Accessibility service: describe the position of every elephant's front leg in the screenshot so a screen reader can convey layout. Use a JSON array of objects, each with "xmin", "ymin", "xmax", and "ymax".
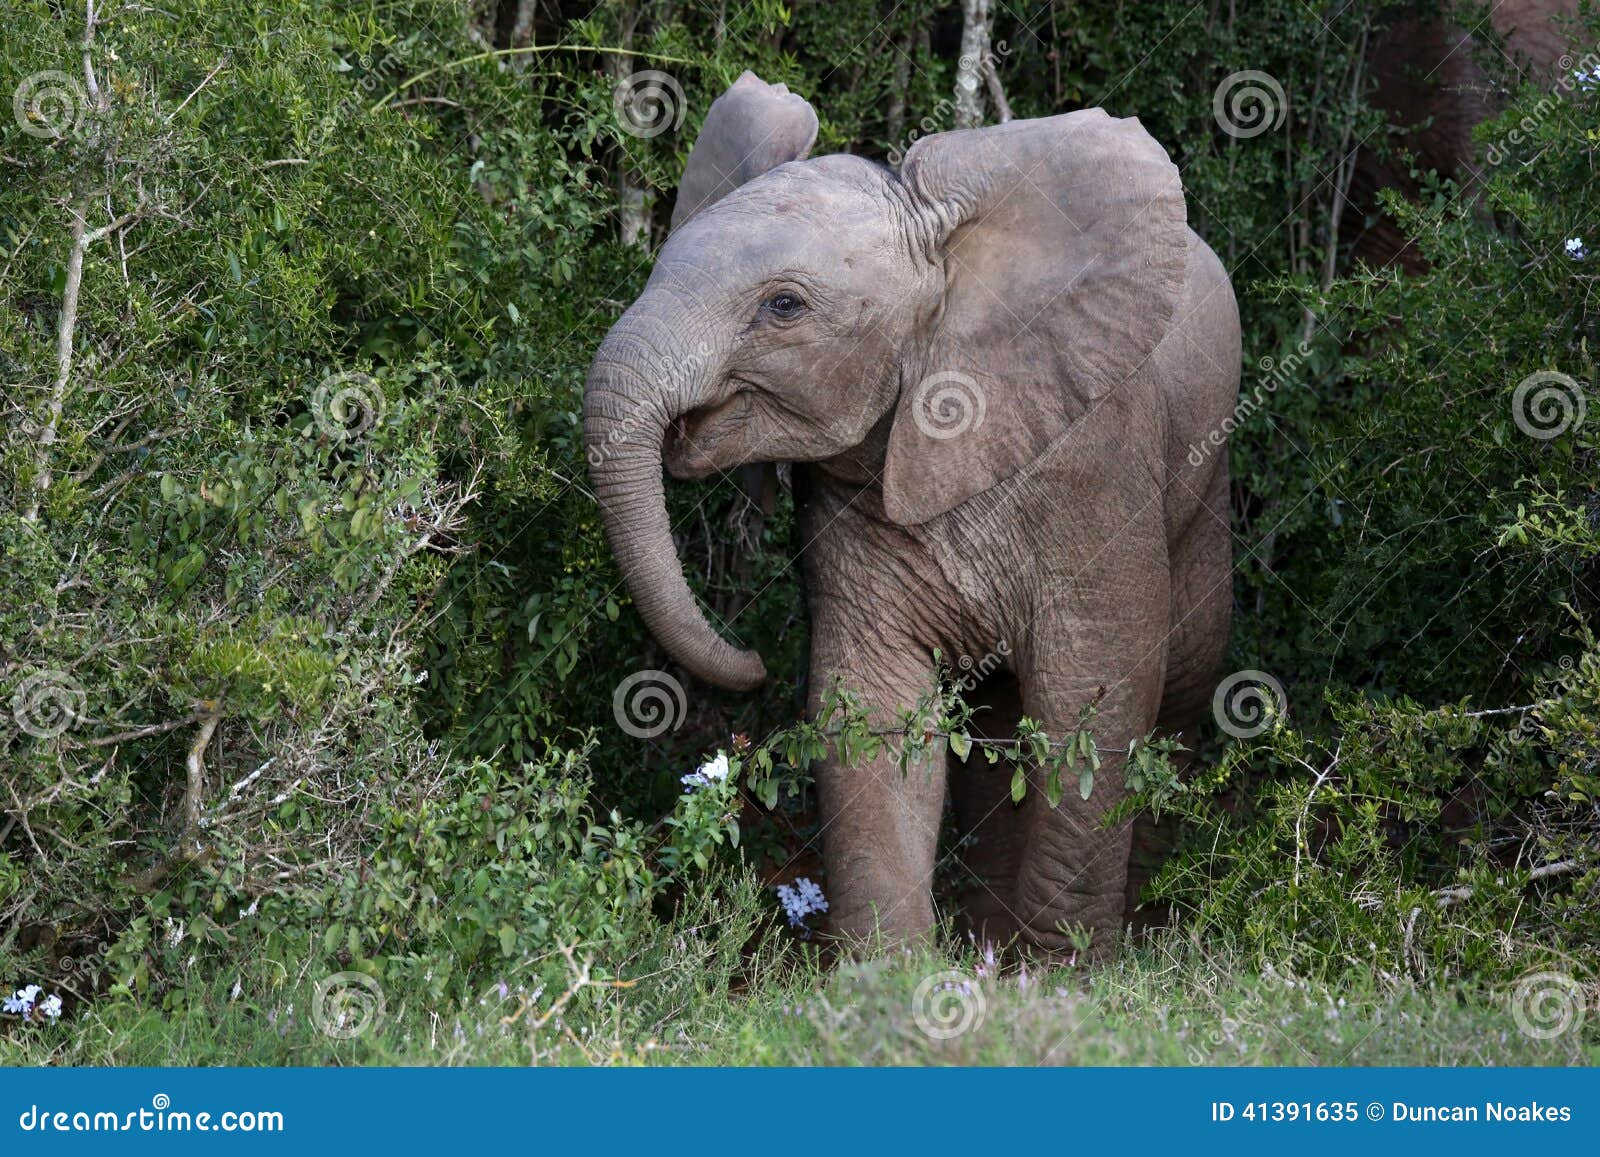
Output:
[{"xmin": 808, "ymin": 629, "xmax": 948, "ymax": 947}]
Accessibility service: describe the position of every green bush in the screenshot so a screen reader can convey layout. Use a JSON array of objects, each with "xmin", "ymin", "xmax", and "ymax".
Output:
[
  {"xmin": 1147, "ymin": 37, "xmax": 1600, "ymax": 980},
  {"xmin": 1, "ymin": 0, "xmax": 1595, "ymax": 1049}
]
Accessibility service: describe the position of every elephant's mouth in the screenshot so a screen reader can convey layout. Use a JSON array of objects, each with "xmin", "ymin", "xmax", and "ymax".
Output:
[{"xmin": 664, "ymin": 392, "xmax": 751, "ymax": 478}]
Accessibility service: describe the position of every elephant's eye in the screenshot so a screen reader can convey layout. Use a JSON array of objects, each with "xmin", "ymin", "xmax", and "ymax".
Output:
[{"xmin": 761, "ymin": 291, "xmax": 806, "ymax": 320}]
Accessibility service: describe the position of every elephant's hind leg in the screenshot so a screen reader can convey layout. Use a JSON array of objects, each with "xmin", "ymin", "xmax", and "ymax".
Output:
[{"xmin": 1157, "ymin": 458, "xmax": 1232, "ymax": 736}]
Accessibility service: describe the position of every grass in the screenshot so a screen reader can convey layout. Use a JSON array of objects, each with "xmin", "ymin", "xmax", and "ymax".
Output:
[{"xmin": 4, "ymin": 928, "xmax": 1594, "ymax": 1067}]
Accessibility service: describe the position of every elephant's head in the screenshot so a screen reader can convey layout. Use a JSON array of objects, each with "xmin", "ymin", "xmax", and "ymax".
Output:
[{"xmin": 584, "ymin": 72, "xmax": 1188, "ymax": 691}]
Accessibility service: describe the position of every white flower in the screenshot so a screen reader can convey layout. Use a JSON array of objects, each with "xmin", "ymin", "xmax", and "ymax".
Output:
[
  {"xmin": 1566, "ymin": 237, "xmax": 1589, "ymax": 260},
  {"xmin": 680, "ymin": 751, "xmax": 731, "ymax": 791},
  {"xmin": 18, "ymin": 984, "xmax": 42, "ymax": 1004},
  {"xmin": 37, "ymin": 994, "xmax": 62, "ymax": 1022},
  {"xmin": 2, "ymin": 992, "xmax": 29, "ymax": 1015}
]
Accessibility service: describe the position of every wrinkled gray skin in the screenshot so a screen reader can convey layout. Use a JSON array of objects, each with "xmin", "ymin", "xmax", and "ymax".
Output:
[
  {"xmin": 1357, "ymin": 0, "xmax": 1579, "ymax": 267},
  {"xmin": 584, "ymin": 73, "xmax": 1240, "ymax": 954}
]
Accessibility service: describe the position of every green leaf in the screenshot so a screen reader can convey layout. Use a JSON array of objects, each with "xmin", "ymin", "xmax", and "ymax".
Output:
[
  {"xmin": 949, "ymin": 731, "xmax": 971, "ymax": 759},
  {"xmin": 499, "ymin": 925, "xmax": 517, "ymax": 956},
  {"xmin": 1079, "ymin": 766, "xmax": 1095, "ymax": 801},
  {"xmin": 1010, "ymin": 765, "xmax": 1027, "ymax": 803}
]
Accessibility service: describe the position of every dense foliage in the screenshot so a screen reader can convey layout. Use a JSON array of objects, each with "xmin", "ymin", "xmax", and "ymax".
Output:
[{"xmin": 2, "ymin": 0, "xmax": 1595, "ymax": 1048}]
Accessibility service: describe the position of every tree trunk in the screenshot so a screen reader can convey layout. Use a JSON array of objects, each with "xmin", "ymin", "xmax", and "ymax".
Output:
[{"xmin": 955, "ymin": 0, "xmax": 991, "ymax": 129}]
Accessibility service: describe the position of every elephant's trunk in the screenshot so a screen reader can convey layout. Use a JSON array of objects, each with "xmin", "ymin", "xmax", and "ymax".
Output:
[{"xmin": 583, "ymin": 330, "xmax": 767, "ymax": 692}]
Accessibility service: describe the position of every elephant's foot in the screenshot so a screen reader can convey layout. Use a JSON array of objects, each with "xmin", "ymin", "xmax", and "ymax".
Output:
[{"xmin": 823, "ymin": 891, "xmax": 938, "ymax": 955}]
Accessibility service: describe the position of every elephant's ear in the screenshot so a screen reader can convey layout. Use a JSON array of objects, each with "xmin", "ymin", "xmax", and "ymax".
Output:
[
  {"xmin": 882, "ymin": 109, "xmax": 1188, "ymax": 526},
  {"xmin": 669, "ymin": 71, "xmax": 819, "ymax": 230}
]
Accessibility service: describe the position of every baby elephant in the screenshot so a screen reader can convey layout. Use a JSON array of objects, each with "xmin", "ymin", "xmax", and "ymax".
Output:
[{"xmin": 584, "ymin": 73, "xmax": 1240, "ymax": 953}]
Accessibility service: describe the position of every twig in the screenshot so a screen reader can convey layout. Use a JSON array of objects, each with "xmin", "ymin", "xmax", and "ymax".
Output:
[
  {"xmin": 167, "ymin": 56, "xmax": 228, "ymax": 121},
  {"xmin": 183, "ymin": 716, "xmax": 220, "ymax": 843},
  {"xmin": 371, "ymin": 44, "xmax": 693, "ymax": 113},
  {"xmin": 982, "ymin": 57, "xmax": 1012, "ymax": 124},
  {"xmin": 1433, "ymin": 858, "xmax": 1586, "ymax": 908},
  {"xmin": 82, "ymin": 713, "xmax": 205, "ymax": 747}
]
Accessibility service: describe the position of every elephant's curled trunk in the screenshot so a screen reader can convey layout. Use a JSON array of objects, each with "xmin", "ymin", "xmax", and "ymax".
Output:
[{"xmin": 583, "ymin": 352, "xmax": 767, "ymax": 693}]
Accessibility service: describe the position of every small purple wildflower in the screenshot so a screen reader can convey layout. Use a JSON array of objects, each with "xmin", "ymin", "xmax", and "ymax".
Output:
[
  {"xmin": 776, "ymin": 876, "xmax": 829, "ymax": 931},
  {"xmin": 3, "ymin": 984, "xmax": 61, "ymax": 1023}
]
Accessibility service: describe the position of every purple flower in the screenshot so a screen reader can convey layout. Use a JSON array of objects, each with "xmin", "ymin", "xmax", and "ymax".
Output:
[
  {"xmin": 3, "ymin": 984, "xmax": 62, "ymax": 1023},
  {"xmin": 776, "ymin": 877, "xmax": 829, "ymax": 928}
]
